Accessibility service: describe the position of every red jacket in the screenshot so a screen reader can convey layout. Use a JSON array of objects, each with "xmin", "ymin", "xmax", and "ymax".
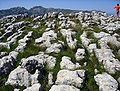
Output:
[{"xmin": 115, "ymin": 6, "xmax": 120, "ymax": 12}]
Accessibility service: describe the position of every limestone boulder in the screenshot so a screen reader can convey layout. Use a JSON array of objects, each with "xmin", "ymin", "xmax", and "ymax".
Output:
[
  {"xmin": 49, "ymin": 85, "xmax": 80, "ymax": 91},
  {"xmin": 60, "ymin": 56, "xmax": 81, "ymax": 70},
  {"xmin": 94, "ymin": 73, "xmax": 118, "ymax": 91},
  {"xmin": 55, "ymin": 70, "xmax": 85, "ymax": 88}
]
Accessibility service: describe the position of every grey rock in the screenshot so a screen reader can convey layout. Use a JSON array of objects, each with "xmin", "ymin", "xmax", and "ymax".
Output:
[
  {"xmin": 21, "ymin": 57, "xmax": 43, "ymax": 73},
  {"xmin": 46, "ymin": 43, "xmax": 62, "ymax": 53},
  {"xmin": 80, "ymin": 31, "xmax": 91, "ymax": 48},
  {"xmin": 0, "ymin": 51, "xmax": 18, "ymax": 75},
  {"xmin": 94, "ymin": 73, "xmax": 118, "ymax": 91},
  {"xmin": 31, "ymin": 70, "xmax": 41, "ymax": 85},
  {"xmin": 35, "ymin": 30, "xmax": 57, "ymax": 47},
  {"xmin": 66, "ymin": 34, "xmax": 77, "ymax": 49},
  {"xmin": 15, "ymin": 31, "xmax": 32, "ymax": 52},
  {"xmin": 5, "ymin": 21, "xmax": 24, "ymax": 32},
  {"xmin": 95, "ymin": 48, "xmax": 120, "ymax": 74},
  {"xmin": 88, "ymin": 44, "xmax": 97, "ymax": 53},
  {"xmin": 6, "ymin": 66, "xmax": 31, "ymax": 87},
  {"xmin": 49, "ymin": 85, "xmax": 80, "ymax": 91},
  {"xmin": 48, "ymin": 72, "xmax": 54, "ymax": 86},
  {"xmin": 6, "ymin": 66, "xmax": 41, "ymax": 87},
  {"xmin": 60, "ymin": 28, "xmax": 77, "ymax": 49},
  {"xmin": 60, "ymin": 29, "xmax": 77, "ymax": 49},
  {"xmin": 46, "ymin": 56, "xmax": 56, "ymax": 69},
  {"xmin": 60, "ymin": 56, "xmax": 81, "ymax": 70},
  {"xmin": 55, "ymin": 70, "xmax": 85, "ymax": 88},
  {"xmin": 21, "ymin": 52, "xmax": 56, "ymax": 70},
  {"xmin": 75, "ymin": 48, "xmax": 85, "ymax": 61},
  {"xmin": 33, "ymin": 16, "xmax": 42, "ymax": 21},
  {"xmin": 94, "ymin": 32, "xmax": 110, "ymax": 39},
  {"xmin": 32, "ymin": 25, "xmax": 39, "ymax": 29},
  {"xmin": 0, "ymin": 52, "xmax": 8, "ymax": 58},
  {"xmin": 94, "ymin": 69, "xmax": 99, "ymax": 74},
  {"xmin": 60, "ymin": 29, "xmax": 76, "ymax": 38},
  {"xmin": 23, "ymin": 83, "xmax": 42, "ymax": 91},
  {"xmin": 14, "ymin": 89, "xmax": 20, "ymax": 91}
]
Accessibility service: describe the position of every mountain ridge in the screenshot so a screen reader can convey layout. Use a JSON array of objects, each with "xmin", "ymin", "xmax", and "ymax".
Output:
[{"xmin": 0, "ymin": 6, "xmax": 106, "ymax": 18}]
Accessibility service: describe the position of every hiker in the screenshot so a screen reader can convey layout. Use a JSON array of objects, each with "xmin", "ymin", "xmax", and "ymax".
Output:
[{"xmin": 114, "ymin": 4, "xmax": 120, "ymax": 17}]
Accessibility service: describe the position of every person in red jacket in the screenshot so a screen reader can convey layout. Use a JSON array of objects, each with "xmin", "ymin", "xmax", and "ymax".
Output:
[{"xmin": 114, "ymin": 4, "xmax": 120, "ymax": 17}]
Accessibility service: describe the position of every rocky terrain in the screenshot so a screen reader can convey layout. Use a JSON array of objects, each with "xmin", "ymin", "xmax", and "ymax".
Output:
[{"xmin": 0, "ymin": 11, "xmax": 120, "ymax": 91}]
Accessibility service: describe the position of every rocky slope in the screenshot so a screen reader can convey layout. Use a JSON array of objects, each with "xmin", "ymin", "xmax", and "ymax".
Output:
[{"xmin": 0, "ymin": 11, "xmax": 120, "ymax": 91}]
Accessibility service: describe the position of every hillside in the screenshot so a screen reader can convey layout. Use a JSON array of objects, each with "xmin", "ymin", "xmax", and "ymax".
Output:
[{"xmin": 0, "ymin": 11, "xmax": 120, "ymax": 91}]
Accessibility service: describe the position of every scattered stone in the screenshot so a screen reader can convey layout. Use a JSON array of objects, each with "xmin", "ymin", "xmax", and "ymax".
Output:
[
  {"xmin": 66, "ymin": 34, "xmax": 77, "ymax": 49},
  {"xmin": 60, "ymin": 28, "xmax": 77, "ymax": 49},
  {"xmin": 46, "ymin": 43, "xmax": 62, "ymax": 53},
  {"xmin": 15, "ymin": 31, "xmax": 32, "ymax": 52},
  {"xmin": 46, "ymin": 56, "xmax": 56, "ymax": 69},
  {"xmin": 93, "ymin": 32, "xmax": 110, "ymax": 39},
  {"xmin": 60, "ymin": 56, "xmax": 81, "ymax": 70},
  {"xmin": 88, "ymin": 44, "xmax": 97, "ymax": 53},
  {"xmin": 0, "ymin": 52, "xmax": 8, "ymax": 58},
  {"xmin": 80, "ymin": 31, "xmax": 91, "ymax": 48},
  {"xmin": 23, "ymin": 84, "xmax": 42, "ymax": 91},
  {"xmin": 14, "ymin": 89, "xmax": 20, "ymax": 91},
  {"xmin": 21, "ymin": 57, "xmax": 43, "ymax": 73},
  {"xmin": 94, "ymin": 69, "xmax": 99, "ymax": 74},
  {"xmin": 6, "ymin": 66, "xmax": 41, "ymax": 87},
  {"xmin": 60, "ymin": 29, "xmax": 76, "ymax": 38},
  {"xmin": 5, "ymin": 21, "xmax": 25, "ymax": 32},
  {"xmin": 94, "ymin": 32, "xmax": 120, "ymax": 48},
  {"xmin": 45, "ymin": 28, "xmax": 51, "ymax": 31},
  {"xmin": 94, "ymin": 73, "xmax": 118, "ymax": 91},
  {"xmin": 48, "ymin": 72, "xmax": 54, "ymax": 86},
  {"xmin": 0, "ymin": 51, "xmax": 18, "ymax": 75},
  {"xmin": 83, "ymin": 62, "xmax": 87, "ymax": 66},
  {"xmin": 55, "ymin": 70, "xmax": 85, "ymax": 88},
  {"xmin": 49, "ymin": 85, "xmax": 80, "ymax": 91},
  {"xmin": 95, "ymin": 48, "xmax": 120, "ymax": 74},
  {"xmin": 33, "ymin": 16, "xmax": 42, "ymax": 21},
  {"xmin": 32, "ymin": 25, "xmax": 39, "ymax": 29},
  {"xmin": 31, "ymin": 70, "xmax": 41, "ymax": 85},
  {"xmin": 35, "ymin": 30, "xmax": 57, "ymax": 47},
  {"xmin": 75, "ymin": 48, "xmax": 85, "ymax": 61},
  {"xmin": 6, "ymin": 66, "xmax": 31, "ymax": 87},
  {"xmin": 21, "ymin": 52, "xmax": 56, "ymax": 70}
]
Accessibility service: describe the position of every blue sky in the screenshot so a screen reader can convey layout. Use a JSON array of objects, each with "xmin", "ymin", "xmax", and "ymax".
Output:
[{"xmin": 0, "ymin": 0, "xmax": 119, "ymax": 14}]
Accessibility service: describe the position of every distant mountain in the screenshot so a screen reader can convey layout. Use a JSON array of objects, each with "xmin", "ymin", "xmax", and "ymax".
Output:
[
  {"xmin": 0, "ymin": 6, "xmax": 81, "ymax": 18},
  {"xmin": 29, "ymin": 6, "xmax": 47, "ymax": 16},
  {"xmin": 0, "ymin": 6, "xmax": 106, "ymax": 18},
  {"xmin": 29, "ymin": 6, "xmax": 79, "ymax": 16},
  {"xmin": 0, "ymin": 7, "xmax": 28, "ymax": 18}
]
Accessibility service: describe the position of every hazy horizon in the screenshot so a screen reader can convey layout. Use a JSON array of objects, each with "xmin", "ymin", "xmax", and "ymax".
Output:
[{"xmin": 0, "ymin": 0, "xmax": 119, "ymax": 15}]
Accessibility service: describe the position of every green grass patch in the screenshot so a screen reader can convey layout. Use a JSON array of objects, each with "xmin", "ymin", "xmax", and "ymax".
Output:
[
  {"xmin": 16, "ymin": 40, "xmax": 44, "ymax": 67},
  {"xmin": 81, "ymin": 49, "xmax": 105, "ymax": 91},
  {"xmin": 0, "ymin": 75, "xmax": 14, "ymax": 91},
  {"xmin": 0, "ymin": 47, "xmax": 10, "ymax": 53},
  {"xmin": 107, "ymin": 42, "xmax": 120, "ymax": 60}
]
